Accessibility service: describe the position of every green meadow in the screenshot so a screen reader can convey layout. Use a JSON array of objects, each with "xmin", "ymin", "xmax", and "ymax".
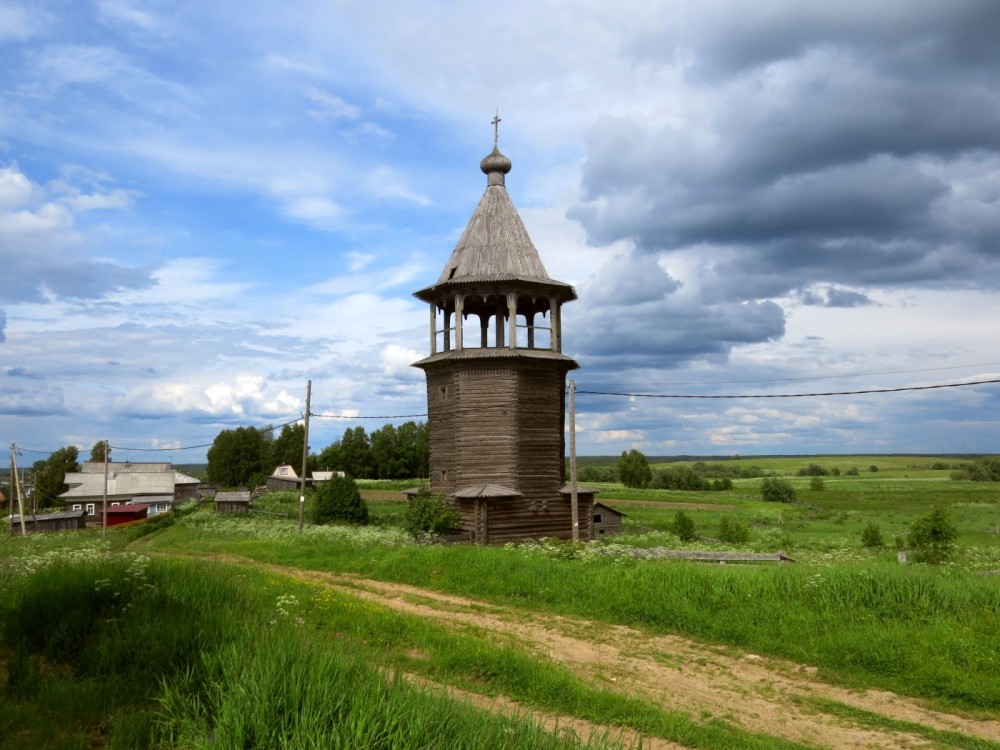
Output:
[{"xmin": 2, "ymin": 454, "xmax": 999, "ymax": 748}]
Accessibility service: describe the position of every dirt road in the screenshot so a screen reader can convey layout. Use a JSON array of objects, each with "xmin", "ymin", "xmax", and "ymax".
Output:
[{"xmin": 221, "ymin": 558, "xmax": 999, "ymax": 750}]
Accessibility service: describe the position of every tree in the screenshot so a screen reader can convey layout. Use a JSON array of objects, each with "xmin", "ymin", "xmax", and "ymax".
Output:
[
  {"xmin": 908, "ymin": 506, "xmax": 958, "ymax": 564},
  {"xmin": 311, "ymin": 475, "xmax": 368, "ymax": 525},
  {"xmin": 89, "ymin": 441, "xmax": 108, "ymax": 463},
  {"xmin": 402, "ymin": 486, "xmax": 459, "ymax": 539},
  {"xmin": 369, "ymin": 423, "xmax": 397, "ymax": 479},
  {"xmin": 761, "ymin": 477, "xmax": 796, "ymax": 503},
  {"xmin": 670, "ymin": 510, "xmax": 697, "ymax": 541},
  {"xmin": 271, "ymin": 424, "xmax": 305, "ymax": 470},
  {"xmin": 339, "ymin": 426, "xmax": 372, "ymax": 479},
  {"xmin": 207, "ymin": 426, "xmax": 272, "ymax": 487},
  {"xmin": 31, "ymin": 446, "xmax": 80, "ymax": 510},
  {"xmin": 617, "ymin": 449, "xmax": 652, "ymax": 489}
]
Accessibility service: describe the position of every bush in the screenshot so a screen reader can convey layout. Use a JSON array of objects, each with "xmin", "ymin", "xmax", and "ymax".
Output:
[
  {"xmin": 761, "ymin": 477, "xmax": 796, "ymax": 503},
  {"xmin": 670, "ymin": 510, "xmax": 696, "ymax": 541},
  {"xmin": 845, "ymin": 466, "xmax": 860, "ymax": 477},
  {"xmin": 908, "ymin": 506, "xmax": 958, "ymax": 564},
  {"xmin": 797, "ymin": 463, "xmax": 828, "ymax": 477},
  {"xmin": 402, "ymin": 487, "xmax": 460, "ymax": 539},
  {"xmin": 718, "ymin": 517, "xmax": 750, "ymax": 544},
  {"xmin": 860, "ymin": 522, "xmax": 884, "ymax": 548},
  {"xmin": 311, "ymin": 476, "xmax": 368, "ymax": 525},
  {"xmin": 809, "ymin": 476, "xmax": 825, "ymax": 492}
]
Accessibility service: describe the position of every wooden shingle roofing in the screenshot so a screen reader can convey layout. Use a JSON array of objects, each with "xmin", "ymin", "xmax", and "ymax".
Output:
[{"xmin": 414, "ymin": 147, "xmax": 576, "ymax": 303}]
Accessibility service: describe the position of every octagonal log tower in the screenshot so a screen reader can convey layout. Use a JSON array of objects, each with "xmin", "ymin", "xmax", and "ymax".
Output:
[{"xmin": 412, "ymin": 137, "xmax": 595, "ymax": 544}]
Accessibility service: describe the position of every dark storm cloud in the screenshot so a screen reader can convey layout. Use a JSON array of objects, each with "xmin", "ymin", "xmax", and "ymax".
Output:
[
  {"xmin": 571, "ymin": 1, "xmax": 1000, "ymax": 302},
  {"xmin": 800, "ymin": 287, "xmax": 875, "ymax": 308},
  {"xmin": 567, "ymin": 250, "xmax": 785, "ymax": 370}
]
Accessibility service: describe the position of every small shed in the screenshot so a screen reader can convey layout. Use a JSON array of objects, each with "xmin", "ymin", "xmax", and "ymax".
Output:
[
  {"xmin": 592, "ymin": 502, "xmax": 625, "ymax": 536},
  {"xmin": 105, "ymin": 504, "xmax": 150, "ymax": 527},
  {"xmin": 215, "ymin": 490, "xmax": 251, "ymax": 513},
  {"xmin": 8, "ymin": 510, "xmax": 87, "ymax": 534}
]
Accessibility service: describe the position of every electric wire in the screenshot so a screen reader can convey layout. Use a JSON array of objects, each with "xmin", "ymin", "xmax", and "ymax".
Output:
[
  {"xmin": 309, "ymin": 412, "xmax": 428, "ymax": 419},
  {"xmin": 574, "ymin": 377, "xmax": 1000, "ymax": 400},
  {"xmin": 586, "ymin": 361, "xmax": 1000, "ymax": 388}
]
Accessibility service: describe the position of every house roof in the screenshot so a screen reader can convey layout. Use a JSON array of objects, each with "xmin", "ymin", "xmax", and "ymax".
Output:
[
  {"xmin": 215, "ymin": 491, "xmax": 251, "ymax": 503},
  {"xmin": 106, "ymin": 504, "xmax": 149, "ymax": 515},
  {"xmin": 592, "ymin": 502, "xmax": 626, "ymax": 517},
  {"xmin": 559, "ymin": 485, "xmax": 601, "ymax": 496},
  {"xmin": 61, "ymin": 471, "xmax": 176, "ymax": 498},
  {"xmin": 414, "ymin": 146, "xmax": 576, "ymax": 304},
  {"xmin": 270, "ymin": 464, "xmax": 298, "ymax": 478},
  {"xmin": 9, "ymin": 510, "xmax": 86, "ymax": 523},
  {"xmin": 174, "ymin": 472, "xmax": 200, "ymax": 485},
  {"xmin": 81, "ymin": 461, "xmax": 172, "ymax": 474},
  {"xmin": 452, "ymin": 484, "xmax": 523, "ymax": 499}
]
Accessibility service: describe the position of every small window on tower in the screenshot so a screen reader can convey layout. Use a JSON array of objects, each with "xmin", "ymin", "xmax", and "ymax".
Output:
[
  {"xmin": 441, "ymin": 469, "xmax": 448, "ymax": 482},
  {"xmin": 448, "ymin": 267, "xmax": 457, "ymax": 279},
  {"xmin": 439, "ymin": 386, "xmax": 448, "ymax": 400}
]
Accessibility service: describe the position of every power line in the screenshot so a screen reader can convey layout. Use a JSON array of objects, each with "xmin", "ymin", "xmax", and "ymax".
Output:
[
  {"xmin": 586, "ymin": 361, "xmax": 1000, "ymax": 389},
  {"xmin": 109, "ymin": 415, "xmax": 305, "ymax": 453},
  {"xmin": 309, "ymin": 412, "xmax": 427, "ymax": 419},
  {"xmin": 575, "ymin": 378, "xmax": 1000, "ymax": 400}
]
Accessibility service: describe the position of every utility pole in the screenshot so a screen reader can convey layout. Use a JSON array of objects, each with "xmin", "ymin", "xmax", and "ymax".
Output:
[
  {"xmin": 102, "ymin": 440, "xmax": 110, "ymax": 538},
  {"xmin": 11, "ymin": 443, "xmax": 26, "ymax": 536},
  {"xmin": 569, "ymin": 380, "xmax": 579, "ymax": 542},
  {"xmin": 298, "ymin": 380, "xmax": 312, "ymax": 532}
]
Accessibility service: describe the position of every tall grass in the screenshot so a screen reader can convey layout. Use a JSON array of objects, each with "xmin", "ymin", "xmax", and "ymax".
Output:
[{"xmin": 0, "ymin": 555, "xmax": 612, "ymax": 749}]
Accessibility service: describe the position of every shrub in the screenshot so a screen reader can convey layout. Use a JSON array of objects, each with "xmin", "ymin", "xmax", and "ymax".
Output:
[
  {"xmin": 869, "ymin": 465, "xmax": 879, "ymax": 473},
  {"xmin": 845, "ymin": 466, "xmax": 860, "ymax": 477},
  {"xmin": 718, "ymin": 517, "xmax": 750, "ymax": 544},
  {"xmin": 311, "ymin": 476, "xmax": 368, "ymax": 525},
  {"xmin": 809, "ymin": 476, "xmax": 825, "ymax": 492},
  {"xmin": 761, "ymin": 477, "xmax": 796, "ymax": 503},
  {"xmin": 860, "ymin": 522, "xmax": 884, "ymax": 548},
  {"xmin": 402, "ymin": 487, "xmax": 460, "ymax": 539},
  {"xmin": 908, "ymin": 506, "xmax": 958, "ymax": 564},
  {"xmin": 796, "ymin": 463, "xmax": 828, "ymax": 477},
  {"xmin": 670, "ymin": 510, "xmax": 696, "ymax": 542}
]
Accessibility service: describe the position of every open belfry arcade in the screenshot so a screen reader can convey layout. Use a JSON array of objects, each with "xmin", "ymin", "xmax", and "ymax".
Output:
[{"xmin": 411, "ymin": 119, "xmax": 596, "ymax": 544}]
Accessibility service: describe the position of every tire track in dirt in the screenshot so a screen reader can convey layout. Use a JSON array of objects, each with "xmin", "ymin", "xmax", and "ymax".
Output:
[{"xmin": 203, "ymin": 556, "xmax": 1000, "ymax": 749}]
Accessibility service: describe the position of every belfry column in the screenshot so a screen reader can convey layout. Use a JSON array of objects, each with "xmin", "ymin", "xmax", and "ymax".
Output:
[
  {"xmin": 507, "ymin": 292, "xmax": 517, "ymax": 349},
  {"xmin": 549, "ymin": 297, "xmax": 561, "ymax": 352},
  {"xmin": 455, "ymin": 295, "xmax": 464, "ymax": 351}
]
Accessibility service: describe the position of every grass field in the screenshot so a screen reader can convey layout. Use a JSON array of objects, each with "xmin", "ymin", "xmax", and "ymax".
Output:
[{"xmin": 2, "ymin": 454, "xmax": 999, "ymax": 748}]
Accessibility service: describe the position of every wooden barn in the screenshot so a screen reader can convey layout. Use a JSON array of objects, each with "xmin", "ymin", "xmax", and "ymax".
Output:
[
  {"xmin": 8, "ymin": 509, "xmax": 87, "ymax": 535},
  {"xmin": 592, "ymin": 502, "xmax": 625, "ymax": 536},
  {"xmin": 215, "ymin": 490, "xmax": 251, "ymax": 513},
  {"xmin": 410, "ymin": 124, "xmax": 595, "ymax": 544}
]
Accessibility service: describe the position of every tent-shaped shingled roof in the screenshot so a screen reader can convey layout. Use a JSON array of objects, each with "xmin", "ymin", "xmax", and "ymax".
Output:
[{"xmin": 414, "ymin": 146, "xmax": 575, "ymax": 302}]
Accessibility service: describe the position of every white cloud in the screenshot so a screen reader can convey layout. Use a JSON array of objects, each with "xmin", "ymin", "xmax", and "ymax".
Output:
[{"xmin": 379, "ymin": 344, "xmax": 421, "ymax": 377}]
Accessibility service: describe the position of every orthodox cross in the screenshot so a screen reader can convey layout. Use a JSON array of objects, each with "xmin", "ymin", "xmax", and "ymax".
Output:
[{"xmin": 492, "ymin": 109, "xmax": 501, "ymax": 146}]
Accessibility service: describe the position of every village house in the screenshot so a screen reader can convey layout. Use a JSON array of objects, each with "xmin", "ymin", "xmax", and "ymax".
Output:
[
  {"xmin": 60, "ymin": 461, "xmax": 200, "ymax": 525},
  {"xmin": 409, "ymin": 128, "xmax": 598, "ymax": 544}
]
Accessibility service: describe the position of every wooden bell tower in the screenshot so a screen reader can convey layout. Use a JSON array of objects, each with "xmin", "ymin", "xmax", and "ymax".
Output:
[{"xmin": 411, "ymin": 120, "xmax": 594, "ymax": 544}]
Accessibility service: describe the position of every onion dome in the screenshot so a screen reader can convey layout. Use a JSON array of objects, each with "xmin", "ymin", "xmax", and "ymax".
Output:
[{"xmin": 480, "ymin": 146, "xmax": 512, "ymax": 186}]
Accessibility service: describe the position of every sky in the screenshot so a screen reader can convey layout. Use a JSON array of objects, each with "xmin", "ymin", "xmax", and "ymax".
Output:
[{"xmin": 2, "ymin": 0, "xmax": 1000, "ymax": 464}]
